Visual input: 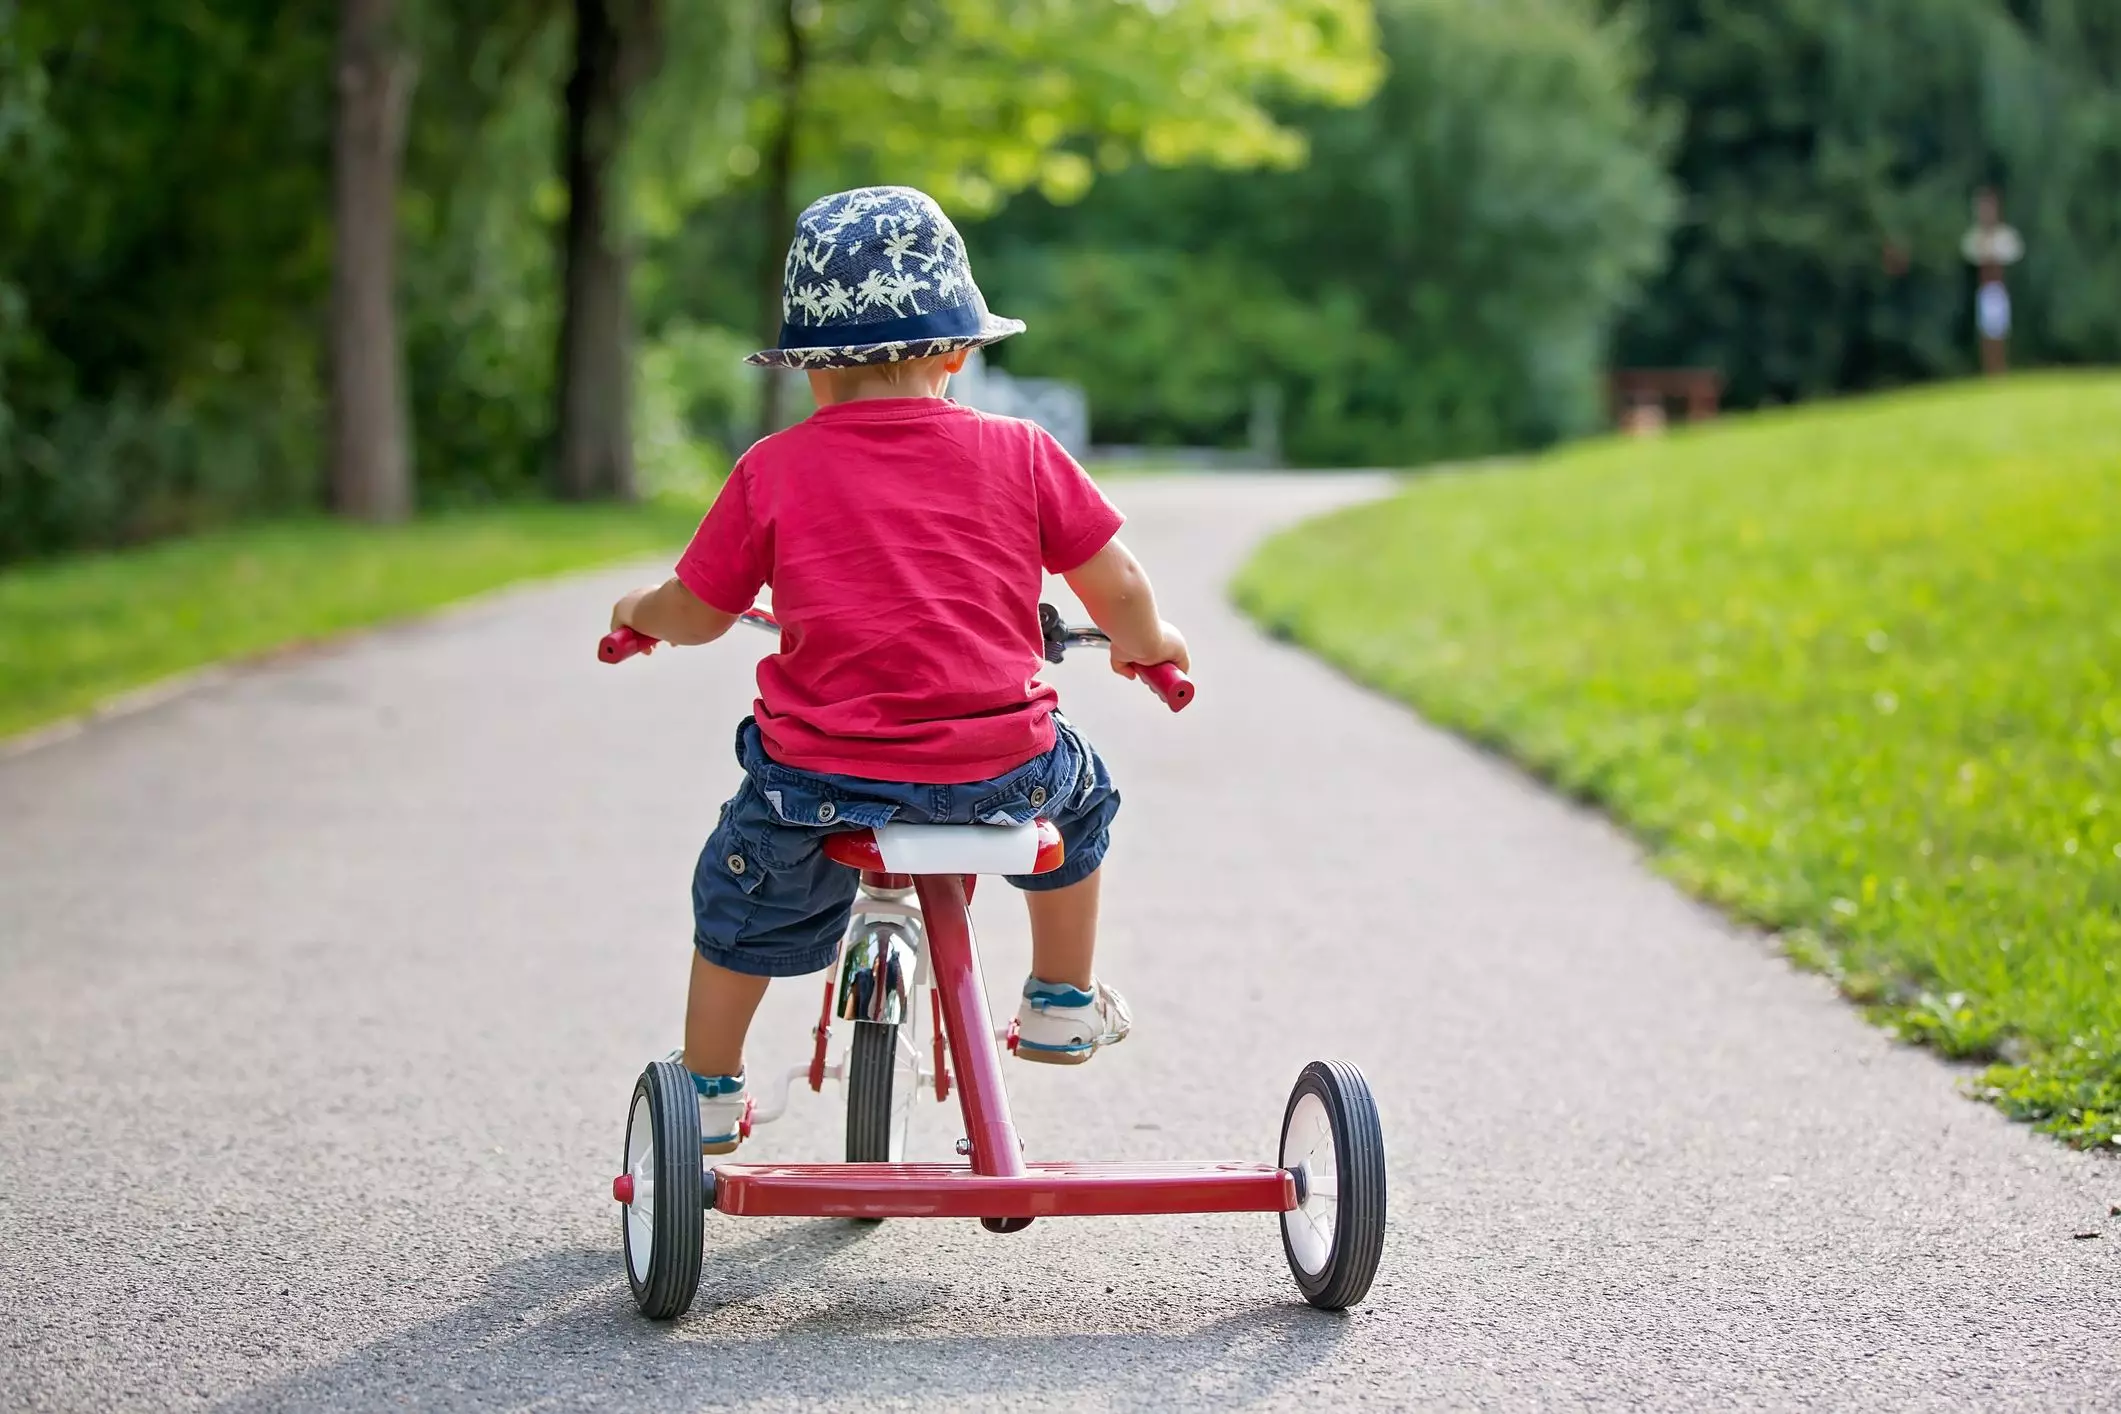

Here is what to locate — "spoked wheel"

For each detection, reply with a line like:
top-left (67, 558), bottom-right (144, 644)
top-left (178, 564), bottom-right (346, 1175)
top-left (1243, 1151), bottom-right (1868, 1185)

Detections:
top-left (845, 1017), bottom-right (918, 1164)
top-left (1278, 1059), bottom-right (1386, 1310)
top-left (620, 1059), bottom-right (705, 1319)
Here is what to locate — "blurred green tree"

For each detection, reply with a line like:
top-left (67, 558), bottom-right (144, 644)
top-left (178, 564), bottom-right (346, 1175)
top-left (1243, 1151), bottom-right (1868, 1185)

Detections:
top-left (1611, 0), bottom-right (2121, 405)
top-left (396, 0), bottom-right (572, 506)
top-left (331, 0), bottom-right (418, 522)
top-left (0, 1), bottom-right (334, 558)
top-left (978, 0), bottom-right (1677, 464)
top-left (550, 0), bottom-right (750, 497)
top-left (669, 0), bottom-right (1383, 436)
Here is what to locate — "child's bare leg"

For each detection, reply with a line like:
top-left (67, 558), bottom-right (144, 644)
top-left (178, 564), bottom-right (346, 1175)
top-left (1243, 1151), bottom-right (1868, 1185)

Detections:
top-left (1025, 868), bottom-right (1101, 991)
top-left (683, 953), bottom-right (770, 1077)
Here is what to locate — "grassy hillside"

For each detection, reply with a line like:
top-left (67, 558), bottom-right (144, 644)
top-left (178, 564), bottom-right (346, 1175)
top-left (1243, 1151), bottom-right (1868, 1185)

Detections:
top-left (1238, 373), bottom-right (2121, 1146)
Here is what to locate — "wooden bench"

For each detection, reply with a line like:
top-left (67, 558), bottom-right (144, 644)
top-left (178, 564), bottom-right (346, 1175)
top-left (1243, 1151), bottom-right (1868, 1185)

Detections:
top-left (1610, 368), bottom-right (1724, 433)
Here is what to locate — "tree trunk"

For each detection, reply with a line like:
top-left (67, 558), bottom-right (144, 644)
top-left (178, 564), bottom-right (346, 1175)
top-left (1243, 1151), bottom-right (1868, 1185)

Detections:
top-left (330, 0), bottom-right (417, 522)
top-left (755, 0), bottom-right (805, 439)
top-left (554, 0), bottom-right (661, 501)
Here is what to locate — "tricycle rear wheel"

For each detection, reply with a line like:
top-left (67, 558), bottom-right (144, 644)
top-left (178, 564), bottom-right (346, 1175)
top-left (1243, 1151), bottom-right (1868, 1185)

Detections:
top-left (621, 1060), bottom-right (705, 1319)
top-left (1278, 1059), bottom-right (1386, 1310)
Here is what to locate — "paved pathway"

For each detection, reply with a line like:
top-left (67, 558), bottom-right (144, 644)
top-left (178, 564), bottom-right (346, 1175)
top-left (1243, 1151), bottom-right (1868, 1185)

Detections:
top-left (2, 476), bottom-right (2114, 1411)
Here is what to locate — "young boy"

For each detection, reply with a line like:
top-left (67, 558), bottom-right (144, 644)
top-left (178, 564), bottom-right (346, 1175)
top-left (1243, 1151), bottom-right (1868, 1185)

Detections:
top-left (609, 186), bottom-right (1189, 1152)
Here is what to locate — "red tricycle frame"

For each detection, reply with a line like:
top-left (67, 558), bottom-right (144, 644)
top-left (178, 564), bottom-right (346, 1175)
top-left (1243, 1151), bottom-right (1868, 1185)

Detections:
top-left (709, 858), bottom-right (1300, 1223)
top-left (601, 605), bottom-right (1382, 1317)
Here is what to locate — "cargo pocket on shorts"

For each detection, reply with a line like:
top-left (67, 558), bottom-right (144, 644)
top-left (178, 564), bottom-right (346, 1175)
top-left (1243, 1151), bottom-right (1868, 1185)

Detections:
top-left (718, 838), bottom-right (768, 894)
top-left (694, 807), bottom-right (774, 954)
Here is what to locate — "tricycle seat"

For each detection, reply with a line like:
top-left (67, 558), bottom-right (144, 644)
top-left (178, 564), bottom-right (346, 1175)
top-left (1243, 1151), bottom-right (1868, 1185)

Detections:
top-left (822, 819), bottom-right (1065, 877)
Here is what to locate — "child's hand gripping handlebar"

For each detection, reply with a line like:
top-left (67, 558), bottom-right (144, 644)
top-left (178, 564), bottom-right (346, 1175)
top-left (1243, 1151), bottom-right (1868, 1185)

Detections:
top-left (600, 604), bottom-right (1196, 712)
top-left (599, 608), bottom-right (780, 662)
top-left (1037, 601), bottom-right (1193, 712)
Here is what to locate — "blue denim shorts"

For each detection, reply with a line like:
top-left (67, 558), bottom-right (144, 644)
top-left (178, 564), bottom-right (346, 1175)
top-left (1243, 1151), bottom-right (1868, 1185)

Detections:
top-left (693, 714), bottom-right (1120, 978)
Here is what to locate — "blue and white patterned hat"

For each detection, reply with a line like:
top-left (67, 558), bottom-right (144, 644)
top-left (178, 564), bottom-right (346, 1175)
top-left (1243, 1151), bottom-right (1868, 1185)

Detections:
top-left (746, 185), bottom-right (1024, 369)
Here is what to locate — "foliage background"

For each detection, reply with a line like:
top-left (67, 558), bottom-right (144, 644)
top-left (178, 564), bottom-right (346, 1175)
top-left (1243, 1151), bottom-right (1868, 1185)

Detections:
top-left (4, 0), bottom-right (2120, 559)
top-left (976, 0), bottom-right (1677, 465)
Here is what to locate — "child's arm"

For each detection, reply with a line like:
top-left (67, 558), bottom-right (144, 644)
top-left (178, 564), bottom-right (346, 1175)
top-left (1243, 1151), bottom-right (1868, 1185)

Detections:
top-left (616, 456), bottom-right (762, 648)
top-left (611, 579), bottom-right (740, 647)
top-left (1062, 538), bottom-right (1190, 678)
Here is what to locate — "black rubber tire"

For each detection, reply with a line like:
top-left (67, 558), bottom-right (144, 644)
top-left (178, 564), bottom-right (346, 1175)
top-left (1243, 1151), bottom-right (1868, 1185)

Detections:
top-left (623, 1060), bottom-right (705, 1320)
top-left (1278, 1059), bottom-right (1386, 1311)
top-left (845, 1019), bottom-right (903, 1164)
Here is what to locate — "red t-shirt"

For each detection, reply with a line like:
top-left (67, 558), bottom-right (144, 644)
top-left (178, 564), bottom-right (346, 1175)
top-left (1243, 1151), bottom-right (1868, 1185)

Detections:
top-left (675, 398), bottom-right (1124, 784)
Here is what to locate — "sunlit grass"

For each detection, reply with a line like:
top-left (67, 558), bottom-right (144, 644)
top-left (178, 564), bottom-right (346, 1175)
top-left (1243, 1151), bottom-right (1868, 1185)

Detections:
top-left (1237, 372), bottom-right (2121, 1146)
top-left (0, 501), bottom-right (704, 741)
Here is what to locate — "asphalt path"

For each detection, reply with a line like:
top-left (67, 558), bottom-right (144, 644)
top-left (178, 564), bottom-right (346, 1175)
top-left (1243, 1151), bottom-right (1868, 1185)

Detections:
top-left (2, 474), bottom-right (2114, 1411)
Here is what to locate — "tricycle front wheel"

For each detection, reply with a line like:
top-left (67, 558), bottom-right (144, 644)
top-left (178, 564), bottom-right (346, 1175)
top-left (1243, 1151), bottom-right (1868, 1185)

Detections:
top-left (845, 1018), bottom-right (914, 1164)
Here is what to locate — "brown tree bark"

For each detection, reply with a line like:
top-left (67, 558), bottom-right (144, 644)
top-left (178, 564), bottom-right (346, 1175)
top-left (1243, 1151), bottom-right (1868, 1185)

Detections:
top-left (330, 0), bottom-right (417, 522)
top-left (554, 0), bottom-right (662, 501)
top-left (754, 0), bottom-right (806, 440)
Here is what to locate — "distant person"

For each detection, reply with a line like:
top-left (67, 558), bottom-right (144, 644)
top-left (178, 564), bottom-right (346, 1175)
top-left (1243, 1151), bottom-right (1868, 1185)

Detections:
top-left (606, 186), bottom-right (1189, 1152)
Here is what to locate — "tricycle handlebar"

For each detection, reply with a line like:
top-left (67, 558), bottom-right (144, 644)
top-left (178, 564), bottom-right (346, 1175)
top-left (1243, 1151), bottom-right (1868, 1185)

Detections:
top-left (1132, 660), bottom-right (1194, 712)
top-left (599, 605), bottom-right (1193, 712)
top-left (598, 625), bottom-right (656, 663)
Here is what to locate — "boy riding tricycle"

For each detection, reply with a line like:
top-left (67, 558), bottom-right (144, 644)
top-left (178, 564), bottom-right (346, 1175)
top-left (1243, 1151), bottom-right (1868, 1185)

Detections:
top-left (599, 186), bottom-right (1384, 1319)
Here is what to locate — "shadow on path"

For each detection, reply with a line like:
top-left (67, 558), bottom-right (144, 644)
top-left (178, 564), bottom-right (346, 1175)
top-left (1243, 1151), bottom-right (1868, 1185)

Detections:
top-left (214, 1223), bottom-right (1351, 1411)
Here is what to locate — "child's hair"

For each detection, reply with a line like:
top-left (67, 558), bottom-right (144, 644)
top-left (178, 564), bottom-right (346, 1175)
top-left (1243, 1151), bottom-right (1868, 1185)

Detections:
top-left (811, 352), bottom-right (956, 401)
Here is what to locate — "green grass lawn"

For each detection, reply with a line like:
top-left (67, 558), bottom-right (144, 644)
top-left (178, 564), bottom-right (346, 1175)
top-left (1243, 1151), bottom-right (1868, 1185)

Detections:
top-left (0, 501), bottom-right (704, 741)
top-left (1236, 372), bottom-right (2121, 1147)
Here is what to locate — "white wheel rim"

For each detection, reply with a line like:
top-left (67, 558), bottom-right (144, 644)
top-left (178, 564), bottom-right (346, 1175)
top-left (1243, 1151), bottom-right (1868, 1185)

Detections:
top-left (624, 1092), bottom-right (656, 1284)
top-left (1281, 1091), bottom-right (1339, 1278)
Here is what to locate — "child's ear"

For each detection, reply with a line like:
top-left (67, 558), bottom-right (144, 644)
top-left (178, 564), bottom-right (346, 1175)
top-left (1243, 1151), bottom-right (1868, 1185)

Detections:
top-left (941, 348), bottom-right (971, 374)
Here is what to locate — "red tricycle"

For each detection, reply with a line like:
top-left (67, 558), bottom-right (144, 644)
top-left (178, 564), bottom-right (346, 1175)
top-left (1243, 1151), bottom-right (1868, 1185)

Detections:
top-left (598, 605), bottom-right (1385, 1318)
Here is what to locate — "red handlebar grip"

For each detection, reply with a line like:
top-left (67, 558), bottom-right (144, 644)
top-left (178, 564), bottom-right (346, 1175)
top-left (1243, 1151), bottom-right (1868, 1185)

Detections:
top-left (1136, 661), bottom-right (1195, 712)
top-left (603, 618), bottom-right (1187, 716)
top-left (599, 626), bottom-right (658, 663)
